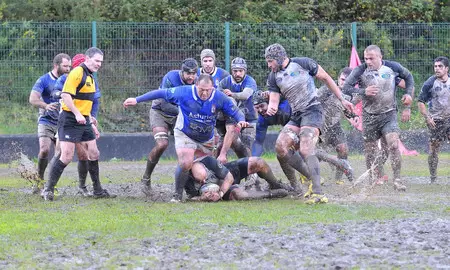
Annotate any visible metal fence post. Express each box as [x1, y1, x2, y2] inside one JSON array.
[[351, 22, 357, 48], [225, 22, 230, 72], [91, 21, 98, 80]]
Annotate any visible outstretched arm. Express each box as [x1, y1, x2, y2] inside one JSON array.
[[123, 89, 166, 108]]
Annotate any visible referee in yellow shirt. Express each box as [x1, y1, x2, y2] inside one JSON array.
[[42, 47, 115, 201]]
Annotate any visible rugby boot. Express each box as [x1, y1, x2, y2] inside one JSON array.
[[305, 193, 329, 204], [393, 178, 406, 191], [141, 178, 152, 196]]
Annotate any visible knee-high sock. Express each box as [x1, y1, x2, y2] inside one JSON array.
[[37, 158, 48, 180], [78, 160, 89, 188], [305, 155, 322, 194], [88, 160, 102, 193], [315, 149, 348, 172], [428, 152, 439, 179], [143, 159, 158, 180], [277, 155, 299, 188], [256, 167, 282, 189], [278, 149, 312, 180], [45, 159, 67, 192], [174, 165, 190, 200]]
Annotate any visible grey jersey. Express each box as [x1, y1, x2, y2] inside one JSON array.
[[317, 84, 345, 129], [418, 75, 450, 119], [342, 60, 414, 114], [267, 57, 320, 114]]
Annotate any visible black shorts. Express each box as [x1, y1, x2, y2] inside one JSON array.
[[362, 110, 400, 142], [58, 111, 95, 143], [224, 157, 249, 185], [428, 118, 450, 143], [287, 104, 323, 129], [321, 122, 346, 147]]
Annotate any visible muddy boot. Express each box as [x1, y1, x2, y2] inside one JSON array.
[[393, 178, 406, 191], [429, 176, 437, 184], [244, 173, 260, 190], [141, 178, 152, 196]]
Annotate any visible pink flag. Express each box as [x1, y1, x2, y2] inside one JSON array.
[[348, 46, 363, 131], [347, 46, 418, 156]]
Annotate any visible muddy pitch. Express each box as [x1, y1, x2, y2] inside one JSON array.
[[1, 158, 449, 269]]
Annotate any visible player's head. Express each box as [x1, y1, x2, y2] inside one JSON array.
[[201, 49, 216, 74], [433, 56, 449, 79], [364, 45, 382, 70], [181, 58, 198, 85], [265, 43, 287, 73], [338, 67, 353, 88], [253, 90, 269, 116], [195, 74, 214, 100], [231, 57, 247, 83], [72, 54, 86, 69], [199, 184, 221, 202], [53, 53, 71, 76], [84, 47, 104, 73]]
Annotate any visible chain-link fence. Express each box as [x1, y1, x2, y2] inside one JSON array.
[[1, 22, 449, 133]]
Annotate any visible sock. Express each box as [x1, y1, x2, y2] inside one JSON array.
[[305, 155, 322, 194], [88, 160, 102, 193], [174, 165, 190, 200], [37, 158, 48, 180], [45, 159, 67, 192], [143, 159, 158, 180], [78, 160, 89, 188]]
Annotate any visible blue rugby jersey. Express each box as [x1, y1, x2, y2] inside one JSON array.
[[252, 99, 291, 156], [136, 85, 244, 142], [198, 67, 230, 88], [152, 70, 192, 117], [218, 75, 258, 122], [31, 72, 59, 125]]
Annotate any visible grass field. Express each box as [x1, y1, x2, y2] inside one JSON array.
[[1, 154, 449, 268]]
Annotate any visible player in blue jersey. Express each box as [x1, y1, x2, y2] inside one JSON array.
[[264, 43, 354, 204], [29, 53, 71, 189], [141, 58, 198, 195], [123, 74, 248, 202], [342, 45, 414, 191], [198, 49, 229, 88], [51, 53, 102, 197], [216, 58, 258, 163], [417, 56, 450, 184]]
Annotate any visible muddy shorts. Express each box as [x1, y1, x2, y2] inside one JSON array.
[[287, 104, 323, 129], [57, 111, 95, 143], [362, 110, 400, 142], [428, 118, 450, 143], [37, 123, 57, 141], [321, 122, 346, 147], [149, 108, 177, 133], [174, 129, 214, 156], [215, 120, 256, 149]]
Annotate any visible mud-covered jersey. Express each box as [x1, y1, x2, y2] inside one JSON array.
[[267, 57, 320, 114], [198, 67, 230, 88], [184, 156, 230, 197], [317, 83, 355, 129], [136, 85, 244, 142], [217, 75, 258, 122], [342, 60, 414, 114], [252, 99, 291, 156], [418, 75, 450, 119], [31, 72, 59, 125], [152, 70, 191, 117], [55, 74, 102, 117]]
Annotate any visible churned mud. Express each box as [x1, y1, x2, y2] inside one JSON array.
[[1, 156, 449, 269]]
